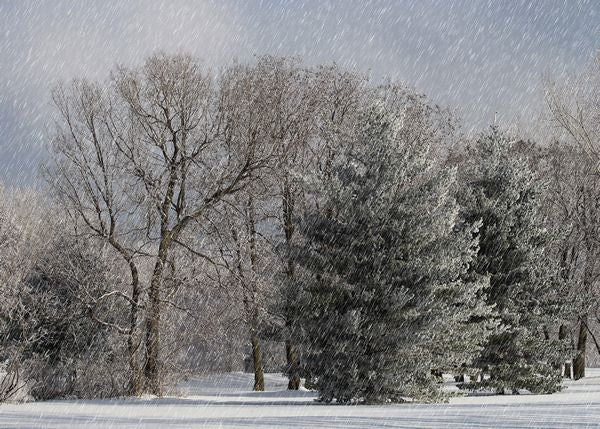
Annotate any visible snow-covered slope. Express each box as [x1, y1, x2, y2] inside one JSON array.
[[1, 370, 599, 428]]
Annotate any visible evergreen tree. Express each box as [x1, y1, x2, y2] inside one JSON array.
[[460, 127, 563, 394], [293, 102, 495, 403]]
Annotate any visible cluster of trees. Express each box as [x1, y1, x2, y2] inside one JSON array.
[[1, 52, 600, 403]]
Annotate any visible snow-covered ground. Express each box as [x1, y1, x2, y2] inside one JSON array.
[[1, 370, 600, 428]]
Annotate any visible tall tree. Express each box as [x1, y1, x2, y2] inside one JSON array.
[[545, 54, 600, 378], [45, 53, 273, 394], [276, 62, 366, 389], [294, 97, 494, 403], [541, 143, 600, 379], [460, 127, 563, 393]]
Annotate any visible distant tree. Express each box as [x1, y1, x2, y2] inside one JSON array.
[[545, 53, 600, 379], [540, 143, 600, 379], [545, 53, 600, 163]]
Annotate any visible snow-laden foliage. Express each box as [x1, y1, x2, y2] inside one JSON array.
[[293, 99, 496, 403], [460, 127, 564, 394], [0, 187, 132, 401], [2, 52, 591, 404], [6, 239, 130, 400]]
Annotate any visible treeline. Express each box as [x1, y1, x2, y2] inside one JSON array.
[[1, 52, 599, 403]]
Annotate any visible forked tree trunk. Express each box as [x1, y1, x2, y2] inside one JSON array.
[[251, 334, 265, 391], [574, 316, 587, 380]]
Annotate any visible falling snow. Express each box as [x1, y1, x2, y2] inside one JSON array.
[[1, 1, 600, 428]]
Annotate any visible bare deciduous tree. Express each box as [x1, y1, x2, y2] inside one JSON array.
[[542, 144, 600, 379], [45, 53, 275, 394], [545, 54, 600, 378], [545, 53, 600, 164]]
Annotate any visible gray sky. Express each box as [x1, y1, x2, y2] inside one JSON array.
[[1, 0, 598, 185]]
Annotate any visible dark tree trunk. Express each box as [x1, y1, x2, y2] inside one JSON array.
[[286, 339, 301, 390], [143, 281, 161, 394], [143, 237, 170, 395], [282, 180, 301, 391], [558, 324, 568, 341], [245, 194, 264, 392], [543, 325, 550, 340], [108, 238, 144, 396], [574, 316, 587, 380], [142, 137, 180, 395], [558, 324, 571, 378], [127, 262, 141, 395], [251, 334, 265, 391]]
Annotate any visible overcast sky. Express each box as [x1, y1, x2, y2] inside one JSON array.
[[1, 0, 598, 185]]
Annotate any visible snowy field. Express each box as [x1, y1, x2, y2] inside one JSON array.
[[1, 370, 600, 428]]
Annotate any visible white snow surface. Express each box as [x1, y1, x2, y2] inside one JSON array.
[[1, 370, 600, 428]]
